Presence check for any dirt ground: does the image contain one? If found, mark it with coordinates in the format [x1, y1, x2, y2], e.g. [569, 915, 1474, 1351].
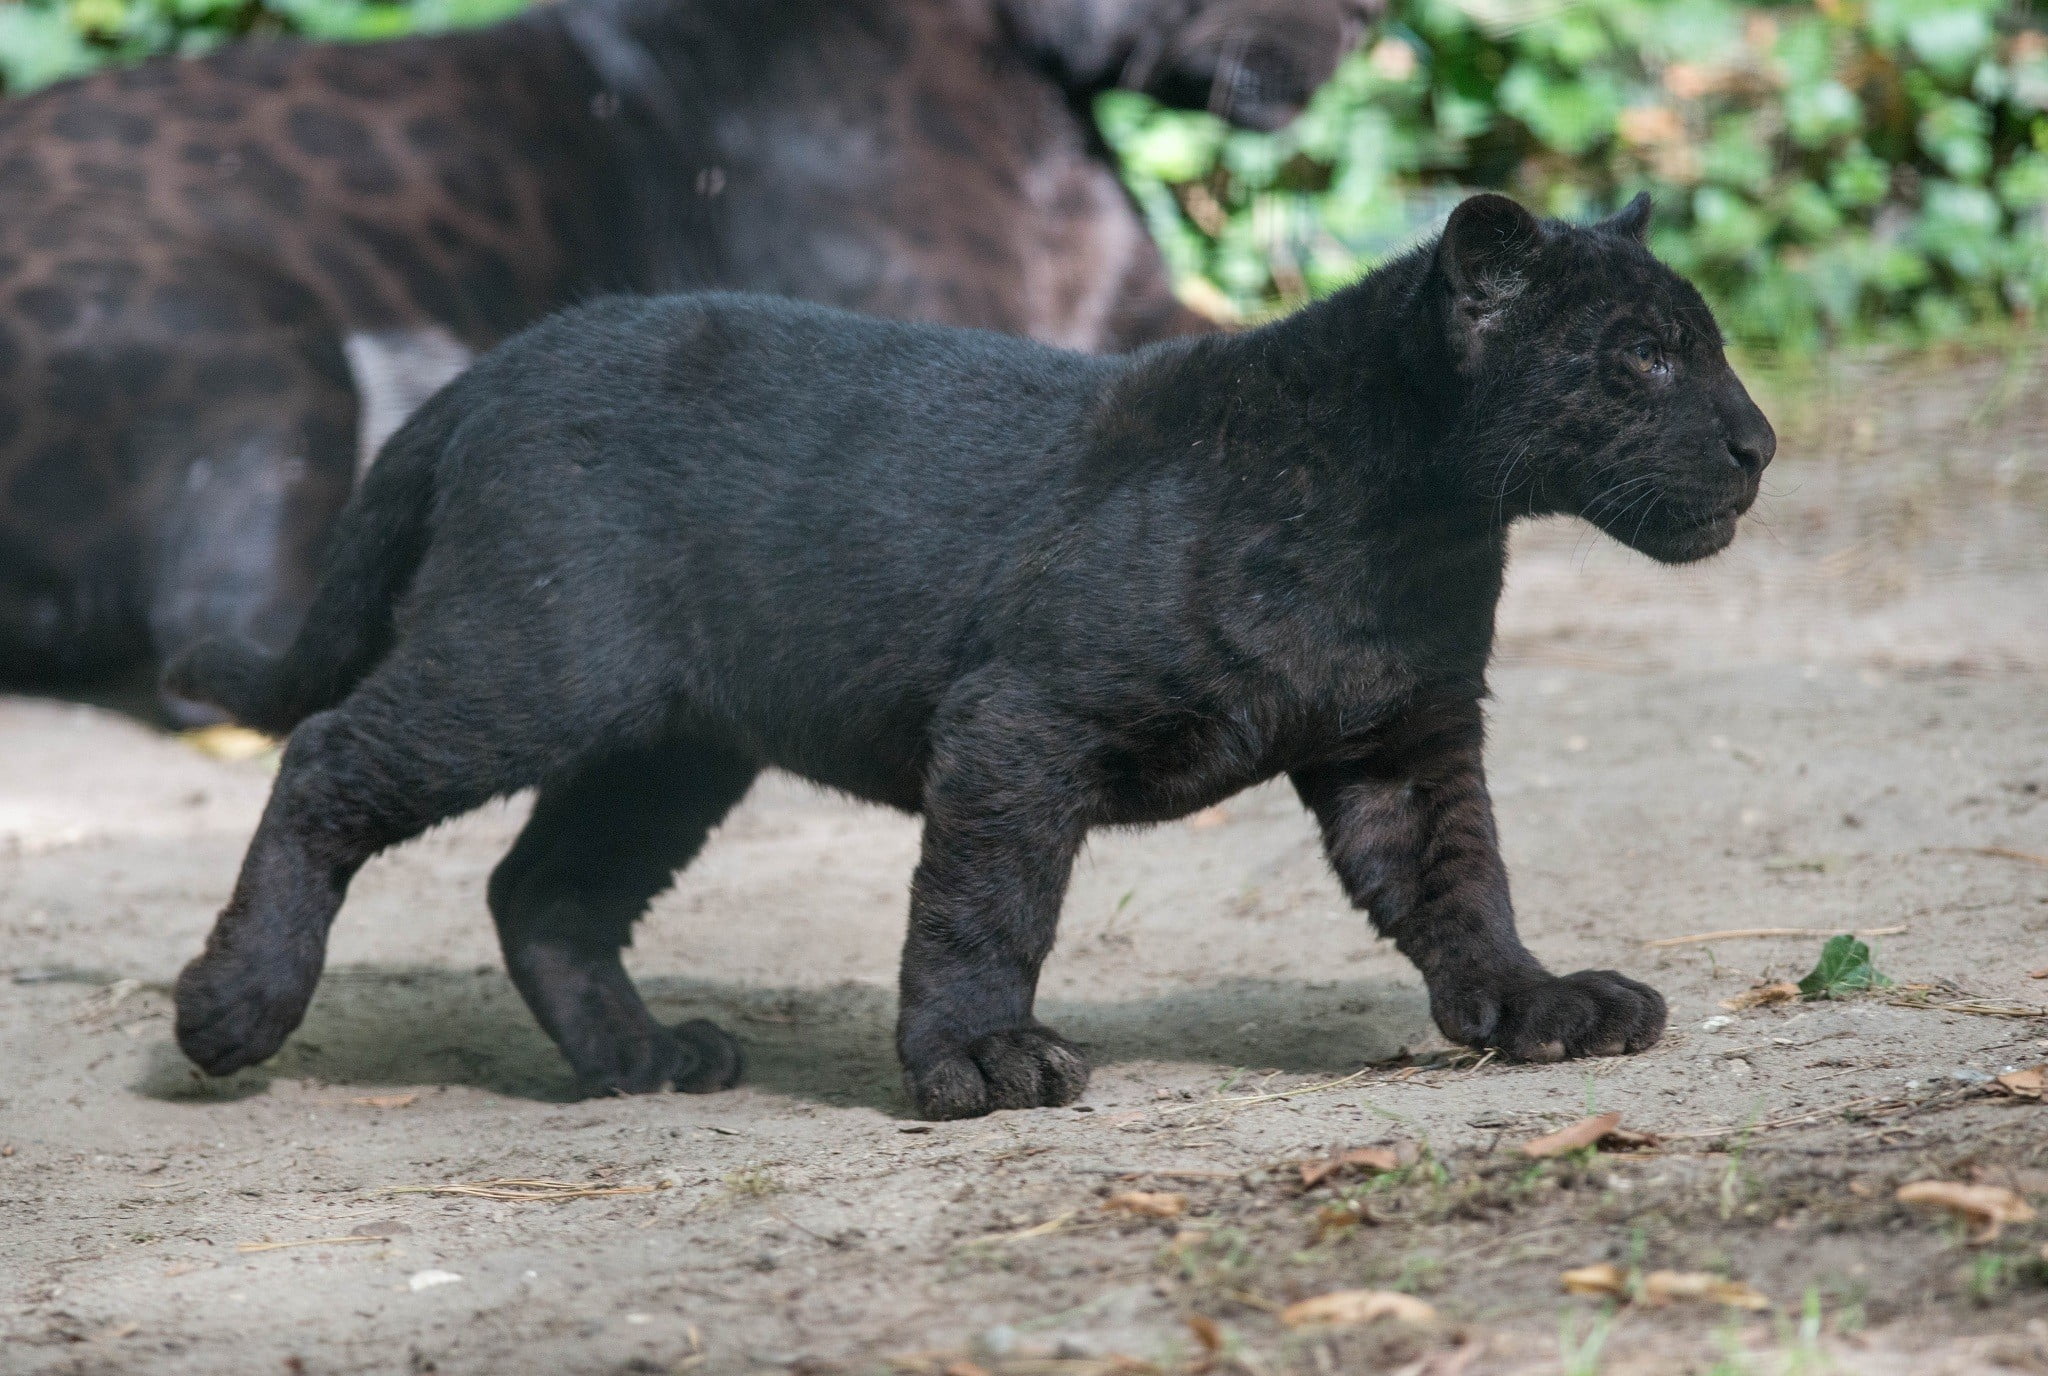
[3, 352, 2047, 1376]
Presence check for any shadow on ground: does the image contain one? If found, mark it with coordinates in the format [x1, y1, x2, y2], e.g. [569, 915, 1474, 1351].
[131, 966, 1434, 1114]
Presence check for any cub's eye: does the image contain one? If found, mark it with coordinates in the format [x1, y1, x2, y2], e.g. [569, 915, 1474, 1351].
[1624, 341, 1669, 377]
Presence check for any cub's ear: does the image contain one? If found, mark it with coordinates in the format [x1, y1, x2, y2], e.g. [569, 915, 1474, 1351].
[1603, 191, 1653, 242]
[1436, 193, 1540, 356]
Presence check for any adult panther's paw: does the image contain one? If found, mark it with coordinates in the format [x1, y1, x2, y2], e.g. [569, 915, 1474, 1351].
[577, 1019, 744, 1097]
[904, 1024, 1090, 1120]
[175, 945, 317, 1076]
[1433, 969, 1666, 1063]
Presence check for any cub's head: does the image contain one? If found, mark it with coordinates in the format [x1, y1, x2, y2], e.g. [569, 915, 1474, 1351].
[1432, 193, 1775, 564]
[1004, 0, 1378, 131]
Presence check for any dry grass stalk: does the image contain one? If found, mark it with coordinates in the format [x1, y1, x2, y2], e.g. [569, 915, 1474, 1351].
[380, 1177, 668, 1202]
[236, 1233, 390, 1253]
[1938, 845, 2048, 869]
[1154, 1067, 1376, 1117]
[1645, 925, 1905, 949]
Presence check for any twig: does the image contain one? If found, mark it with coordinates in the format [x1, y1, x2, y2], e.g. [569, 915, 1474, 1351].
[1153, 1067, 1378, 1116]
[378, 1177, 668, 1202]
[1645, 925, 1906, 949]
[236, 1234, 390, 1253]
[964, 1208, 1081, 1245]
[1936, 845, 2048, 869]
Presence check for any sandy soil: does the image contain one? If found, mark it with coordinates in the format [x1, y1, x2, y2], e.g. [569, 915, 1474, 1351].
[2, 354, 2046, 1375]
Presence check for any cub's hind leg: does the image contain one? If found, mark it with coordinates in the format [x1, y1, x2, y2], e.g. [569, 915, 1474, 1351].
[176, 669, 530, 1075]
[489, 741, 757, 1096]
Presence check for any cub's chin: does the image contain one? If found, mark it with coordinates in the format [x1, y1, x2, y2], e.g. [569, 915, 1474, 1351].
[1605, 501, 1744, 565]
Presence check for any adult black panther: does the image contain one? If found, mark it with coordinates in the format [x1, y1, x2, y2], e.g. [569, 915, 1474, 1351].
[0, 0, 1372, 716]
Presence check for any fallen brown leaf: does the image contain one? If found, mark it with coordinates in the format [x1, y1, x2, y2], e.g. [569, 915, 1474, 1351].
[1721, 980, 1801, 1012]
[1642, 1270, 1770, 1310]
[1521, 1112, 1621, 1158]
[1298, 1146, 1402, 1188]
[1559, 1263, 1767, 1308]
[1560, 1262, 1626, 1298]
[1279, 1289, 1435, 1328]
[1896, 1180, 2037, 1242]
[1993, 1066, 2044, 1100]
[1103, 1190, 1185, 1219]
[1311, 1199, 1371, 1242]
[1185, 1314, 1223, 1354]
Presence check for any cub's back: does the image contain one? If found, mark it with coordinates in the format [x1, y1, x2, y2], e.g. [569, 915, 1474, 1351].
[401, 293, 1124, 779]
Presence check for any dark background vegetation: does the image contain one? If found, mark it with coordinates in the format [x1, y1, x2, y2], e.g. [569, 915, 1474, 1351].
[2, 0, 2046, 351]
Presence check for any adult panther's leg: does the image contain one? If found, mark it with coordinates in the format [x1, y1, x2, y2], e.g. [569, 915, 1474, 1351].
[487, 740, 756, 1096]
[146, 353, 358, 726]
[1290, 696, 1666, 1062]
[897, 679, 1093, 1120]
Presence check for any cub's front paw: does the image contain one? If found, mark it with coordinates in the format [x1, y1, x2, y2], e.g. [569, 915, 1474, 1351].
[175, 945, 318, 1076]
[576, 1019, 745, 1097]
[904, 1024, 1090, 1120]
[1433, 969, 1666, 1063]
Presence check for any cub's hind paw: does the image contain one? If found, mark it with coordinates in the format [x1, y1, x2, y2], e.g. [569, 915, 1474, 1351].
[905, 1024, 1090, 1120]
[1436, 969, 1666, 1063]
[577, 1018, 744, 1097]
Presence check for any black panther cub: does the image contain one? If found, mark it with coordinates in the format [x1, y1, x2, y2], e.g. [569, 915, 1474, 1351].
[166, 192, 1774, 1119]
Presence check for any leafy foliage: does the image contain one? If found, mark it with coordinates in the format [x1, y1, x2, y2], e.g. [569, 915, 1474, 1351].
[0, 0, 523, 96]
[1099, 0, 2048, 351]
[1797, 933, 1893, 999]
[3, 0, 2044, 351]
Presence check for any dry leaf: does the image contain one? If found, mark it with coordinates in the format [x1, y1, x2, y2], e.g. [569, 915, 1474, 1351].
[1642, 1270, 1770, 1309]
[1992, 1066, 2044, 1100]
[178, 724, 277, 762]
[1103, 1190, 1185, 1219]
[1185, 1315, 1223, 1354]
[1298, 1146, 1402, 1188]
[1521, 1112, 1622, 1158]
[350, 1093, 419, 1109]
[1721, 981, 1801, 1012]
[1896, 1180, 2037, 1242]
[1280, 1289, 1435, 1328]
[1560, 1262, 1626, 1297]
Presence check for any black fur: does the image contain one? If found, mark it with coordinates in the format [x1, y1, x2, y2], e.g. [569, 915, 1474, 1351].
[166, 194, 1774, 1118]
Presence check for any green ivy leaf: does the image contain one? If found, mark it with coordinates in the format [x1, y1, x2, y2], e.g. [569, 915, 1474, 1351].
[1797, 935, 1894, 1000]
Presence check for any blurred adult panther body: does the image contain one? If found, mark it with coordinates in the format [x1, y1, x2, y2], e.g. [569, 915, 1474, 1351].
[0, 0, 1370, 714]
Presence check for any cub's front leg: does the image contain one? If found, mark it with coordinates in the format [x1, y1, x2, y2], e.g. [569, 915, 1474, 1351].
[1291, 697, 1666, 1061]
[896, 685, 1092, 1120]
